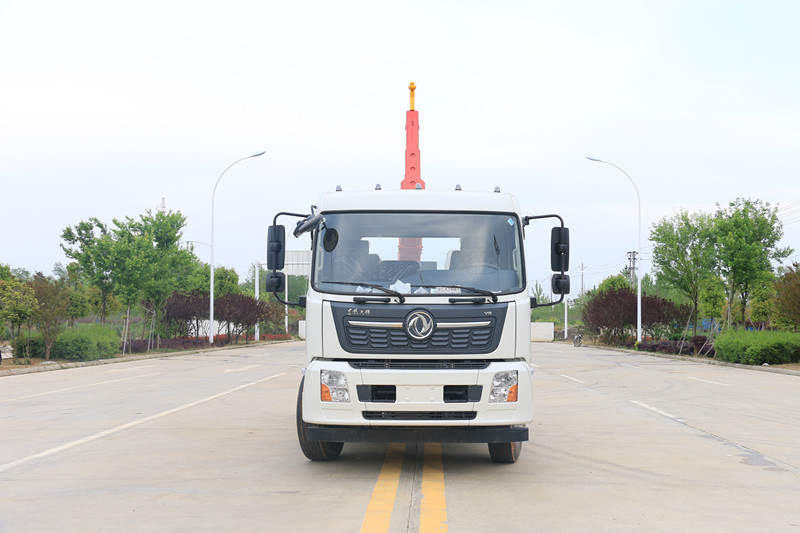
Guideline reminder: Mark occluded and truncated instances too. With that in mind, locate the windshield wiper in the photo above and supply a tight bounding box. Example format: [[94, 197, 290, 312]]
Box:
[[319, 280, 406, 303], [412, 284, 498, 303]]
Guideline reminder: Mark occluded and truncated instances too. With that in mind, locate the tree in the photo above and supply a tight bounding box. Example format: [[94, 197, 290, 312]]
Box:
[[12, 268, 32, 282], [749, 272, 777, 329], [713, 198, 793, 327], [67, 288, 91, 326], [0, 278, 39, 361], [641, 293, 692, 341], [164, 290, 209, 338], [61, 218, 115, 323], [212, 266, 240, 298], [0, 263, 13, 281], [109, 217, 150, 353], [216, 293, 274, 343], [650, 210, 716, 336], [30, 273, 71, 360], [583, 287, 635, 342], [529, 280, 550, 305], [128, 210, 196, 350], [597, 274, 630, 294], [107, 210, 199, 351], [642, 272, 688, 304], [774, 263, 800, 329], [699, 276, 726, 328], [583, 286, 691, 343]]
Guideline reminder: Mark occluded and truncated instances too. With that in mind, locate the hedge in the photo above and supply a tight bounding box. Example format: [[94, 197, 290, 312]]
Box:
[[51, 325, 120, 361], [11, 333, 45, 358], [714, 330, 800, 366]]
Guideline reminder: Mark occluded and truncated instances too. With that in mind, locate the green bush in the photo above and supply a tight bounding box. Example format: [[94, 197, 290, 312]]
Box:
[[715, 330, 800, 365], [714, 331, 748, 363], [52, 325, 120, 361], [11, 333, 45, 358], [89, 325, 120, 357]]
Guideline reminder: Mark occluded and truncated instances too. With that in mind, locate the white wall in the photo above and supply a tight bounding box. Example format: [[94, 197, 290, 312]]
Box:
[[531, 322, 554, 342]]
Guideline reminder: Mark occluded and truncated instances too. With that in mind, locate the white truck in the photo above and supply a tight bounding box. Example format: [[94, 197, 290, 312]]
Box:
[[266, 186, 569, 463]]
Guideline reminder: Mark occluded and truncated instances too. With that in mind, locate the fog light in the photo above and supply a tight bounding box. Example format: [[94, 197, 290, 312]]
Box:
[[320, 370, 350, 403], [489, 370, 518, 403]]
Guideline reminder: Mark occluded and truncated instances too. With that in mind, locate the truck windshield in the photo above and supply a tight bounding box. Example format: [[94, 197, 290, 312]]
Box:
[[312, 212, 524, 296]]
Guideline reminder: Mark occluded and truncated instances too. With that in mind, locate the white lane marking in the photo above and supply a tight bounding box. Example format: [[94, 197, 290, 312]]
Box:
[[559, 374, 584, 384], [223, 364, 260, 373], [629, 400, 679, 421], [1, 373, 162, 402], [620, 363, 640, 369], [688, 377, 731, 386], [0, 372, 287, 474], [106, 365, 156, 373], [530, 363, 539, 368]]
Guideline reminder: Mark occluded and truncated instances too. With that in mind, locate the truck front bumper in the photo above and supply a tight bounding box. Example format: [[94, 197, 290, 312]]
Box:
[[301, 358, 534, 441], [306, 424, 528, 443]]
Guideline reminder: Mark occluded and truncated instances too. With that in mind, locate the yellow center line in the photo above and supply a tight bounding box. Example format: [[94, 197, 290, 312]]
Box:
[[360, 443, 406, 533], [420, 442, 448, 532]]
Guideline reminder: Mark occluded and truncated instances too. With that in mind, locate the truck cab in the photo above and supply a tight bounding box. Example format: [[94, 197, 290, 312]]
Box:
[[268, 187, 569, 463]]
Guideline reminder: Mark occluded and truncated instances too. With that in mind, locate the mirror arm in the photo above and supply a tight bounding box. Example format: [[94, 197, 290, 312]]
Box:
[[272, 291, 306, 309], [531, 293, 565, 309], [524, 214, 564, 228], [273, 211, 309, 226]]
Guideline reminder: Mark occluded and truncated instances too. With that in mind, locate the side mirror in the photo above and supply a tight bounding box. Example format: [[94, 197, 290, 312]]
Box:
[[293, 214, 323, 238], [267, 225, 285, 270], [266, 272, 286, 293], [551, 274, 570, 295], [550, 227, 570, 272]]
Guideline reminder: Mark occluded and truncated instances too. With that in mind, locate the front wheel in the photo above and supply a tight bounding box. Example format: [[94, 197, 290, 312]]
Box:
[[488, 441, 522, 463], [296, 377, 344, 461]]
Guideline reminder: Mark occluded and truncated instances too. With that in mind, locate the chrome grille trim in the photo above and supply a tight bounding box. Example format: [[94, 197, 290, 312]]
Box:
[[436, 321, 491, 328], [349, 321, 404, 328]]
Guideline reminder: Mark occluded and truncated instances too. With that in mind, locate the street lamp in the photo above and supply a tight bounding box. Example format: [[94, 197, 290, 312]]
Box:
[[209, 150, 266, 343], [586, 156, 642, 342]]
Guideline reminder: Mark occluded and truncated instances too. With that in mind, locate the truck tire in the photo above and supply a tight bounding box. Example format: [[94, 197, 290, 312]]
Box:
[[488, 441, 522, 463], [296, 377, 344, 461]]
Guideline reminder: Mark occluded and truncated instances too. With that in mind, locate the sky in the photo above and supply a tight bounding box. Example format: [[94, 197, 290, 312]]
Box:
[[2, 0, 798, 295]]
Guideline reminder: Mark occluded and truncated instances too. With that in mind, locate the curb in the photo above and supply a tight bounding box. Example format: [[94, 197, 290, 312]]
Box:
[[559, 341, 800, 377], [0, 340, 301, 378]]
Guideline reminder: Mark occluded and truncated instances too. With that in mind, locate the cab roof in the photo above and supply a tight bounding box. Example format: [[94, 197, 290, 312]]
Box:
[[315, 188, 522, 215]]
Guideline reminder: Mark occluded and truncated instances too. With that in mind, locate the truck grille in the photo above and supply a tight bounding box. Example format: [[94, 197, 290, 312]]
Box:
[[363, 411, 477, 421], [345, 324, 494, 352], [332, 302, 507, 355]]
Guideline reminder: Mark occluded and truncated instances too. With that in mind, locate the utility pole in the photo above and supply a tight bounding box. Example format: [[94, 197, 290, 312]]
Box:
[[627, 251, 638, 286], [577, 262, 587, 294]]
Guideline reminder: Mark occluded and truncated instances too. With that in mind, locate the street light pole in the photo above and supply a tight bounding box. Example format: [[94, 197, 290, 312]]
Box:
[[586, 156, 642, 342], [209, 151, 266, 343]]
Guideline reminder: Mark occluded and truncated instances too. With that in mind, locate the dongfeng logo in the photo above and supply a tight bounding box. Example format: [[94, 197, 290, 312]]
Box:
[[405, 310, 434, 341]]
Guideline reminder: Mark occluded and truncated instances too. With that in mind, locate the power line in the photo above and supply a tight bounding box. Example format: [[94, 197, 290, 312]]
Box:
[[777, 200, 800, 211]]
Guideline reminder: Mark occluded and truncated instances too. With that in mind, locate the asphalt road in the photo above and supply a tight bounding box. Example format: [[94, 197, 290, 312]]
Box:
[[1, 341, 799, 532]]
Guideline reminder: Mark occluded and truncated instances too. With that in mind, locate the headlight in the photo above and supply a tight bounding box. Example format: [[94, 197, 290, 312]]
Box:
[[320, 370, 350, 403], [489, 370, 518, 403]]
